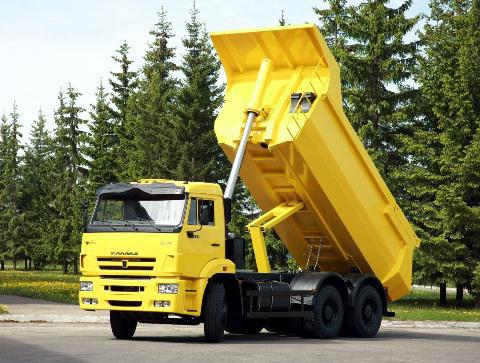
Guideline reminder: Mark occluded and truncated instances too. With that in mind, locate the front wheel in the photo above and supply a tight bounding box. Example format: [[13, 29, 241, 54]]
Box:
[[203, 282, 226, 343], [110, 311, 137, 339]]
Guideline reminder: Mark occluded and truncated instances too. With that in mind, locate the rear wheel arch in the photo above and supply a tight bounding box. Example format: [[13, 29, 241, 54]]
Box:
[[349, 275, 387, 314], [320, 275, 349, 309]]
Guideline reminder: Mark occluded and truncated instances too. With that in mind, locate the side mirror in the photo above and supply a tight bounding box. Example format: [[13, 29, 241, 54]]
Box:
[[200, 204, 211, 225], [82, 200, 89, 231]]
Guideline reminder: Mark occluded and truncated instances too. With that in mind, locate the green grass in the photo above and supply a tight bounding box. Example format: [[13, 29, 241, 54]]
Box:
[[0, 270, 479, 321], [0, 304, 8, 314], [390, 289, 480, 322], [0, 270, 79, 304]]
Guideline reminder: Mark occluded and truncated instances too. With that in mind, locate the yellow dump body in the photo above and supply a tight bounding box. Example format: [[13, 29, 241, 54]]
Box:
[[211, 24, 419, 302]]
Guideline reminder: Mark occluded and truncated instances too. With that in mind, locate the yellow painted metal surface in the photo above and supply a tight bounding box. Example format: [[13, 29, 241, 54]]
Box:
[[247, 202, 304, 273], [79, 179, 234, 316], [212, 24, 420, 302]]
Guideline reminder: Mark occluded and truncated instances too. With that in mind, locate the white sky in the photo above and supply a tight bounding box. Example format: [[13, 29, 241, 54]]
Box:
[[0, 0, 428, 142]]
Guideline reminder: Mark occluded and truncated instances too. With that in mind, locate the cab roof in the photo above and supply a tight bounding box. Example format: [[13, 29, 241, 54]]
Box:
[[96, 180, 223, 197], [137, 179, 223, 196]]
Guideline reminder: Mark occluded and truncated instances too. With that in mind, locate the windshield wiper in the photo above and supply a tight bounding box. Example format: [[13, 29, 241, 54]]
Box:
[[96, 221, 117, 231], [135, 218, 161, 231], [123, 220, 138, 231]]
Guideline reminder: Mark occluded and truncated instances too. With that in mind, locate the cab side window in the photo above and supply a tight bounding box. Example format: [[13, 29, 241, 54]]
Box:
[[199, 200, 215, 226], [188, 198, 198, 225]]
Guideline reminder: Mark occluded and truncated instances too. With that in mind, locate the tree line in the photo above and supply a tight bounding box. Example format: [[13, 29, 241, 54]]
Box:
[[0, 4, 225, 273], [0, 0, 479, 304]]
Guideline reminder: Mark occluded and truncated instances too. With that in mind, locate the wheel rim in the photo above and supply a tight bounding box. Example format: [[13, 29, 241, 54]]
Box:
[[362, 298, 377, 326], [321, 298, 338, 327]]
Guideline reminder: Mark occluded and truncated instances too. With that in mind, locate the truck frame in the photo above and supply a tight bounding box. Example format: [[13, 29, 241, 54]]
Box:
[[79, 24, 419, 342]]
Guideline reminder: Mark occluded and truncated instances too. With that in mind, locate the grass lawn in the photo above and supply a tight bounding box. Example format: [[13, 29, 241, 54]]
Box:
[[389, 288, 480, 322], [0, 270, 479, 321], [0, 304, 8, 314], [0, 270, 79, 304]]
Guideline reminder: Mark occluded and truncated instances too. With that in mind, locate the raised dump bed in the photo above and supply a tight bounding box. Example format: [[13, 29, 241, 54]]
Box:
[[212, 24, 419, 302]]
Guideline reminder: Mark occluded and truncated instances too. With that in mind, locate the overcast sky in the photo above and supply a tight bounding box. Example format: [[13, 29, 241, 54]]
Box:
[[0, 0, 428, 140]]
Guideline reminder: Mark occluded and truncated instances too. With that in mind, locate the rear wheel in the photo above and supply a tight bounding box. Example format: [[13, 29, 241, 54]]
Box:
[[204, 282, 226, 343], [110, 311, 137, 339], [304, 284, 344, 338], [347, 285, 382, 338]]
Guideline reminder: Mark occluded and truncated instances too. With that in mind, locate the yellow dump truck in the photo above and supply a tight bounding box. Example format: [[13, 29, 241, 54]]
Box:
[[79, 24, 419, 342]]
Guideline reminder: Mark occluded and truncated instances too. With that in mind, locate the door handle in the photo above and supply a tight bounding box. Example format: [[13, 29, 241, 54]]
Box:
[[211, 243, 220, 247], [187, 231, 199, 239]]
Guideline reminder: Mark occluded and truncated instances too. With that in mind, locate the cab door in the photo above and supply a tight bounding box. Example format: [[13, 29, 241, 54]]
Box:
[[181, 195, 225, 277]]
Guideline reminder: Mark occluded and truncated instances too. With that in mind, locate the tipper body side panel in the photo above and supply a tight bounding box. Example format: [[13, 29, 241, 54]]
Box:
[[211, 25, 419, 302]]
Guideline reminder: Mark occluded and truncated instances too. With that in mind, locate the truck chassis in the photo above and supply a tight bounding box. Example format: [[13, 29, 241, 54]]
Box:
[[109, 269, 391, 342]]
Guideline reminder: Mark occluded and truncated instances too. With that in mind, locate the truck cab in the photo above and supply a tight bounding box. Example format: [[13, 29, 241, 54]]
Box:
[[79, 180, 235, 320]]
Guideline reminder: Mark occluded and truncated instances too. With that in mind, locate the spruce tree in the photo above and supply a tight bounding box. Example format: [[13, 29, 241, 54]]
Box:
[[87, 81, 117, 200], [314, 0, 348, 61], [0, 104, 25, 270], [279, 10, 287, 26], [125, 7, 178, 180], [22, 110, 54, 268], [109, 41, 138, 181], [412, 0, 480, 303], [316, 0, 420, 188], [174, 2, 225, 182], [0, 115, 9, 270], [51, 85, 87, 273]]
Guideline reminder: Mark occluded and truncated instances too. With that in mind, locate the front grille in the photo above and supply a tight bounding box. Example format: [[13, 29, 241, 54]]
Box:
[[97, 256, 156, 271], [99, 265, 154, 271], [101, 275, 153, 280], [109, 300, 142, 307], [98, 257, 156, 262], [110, 286, 144, 292]]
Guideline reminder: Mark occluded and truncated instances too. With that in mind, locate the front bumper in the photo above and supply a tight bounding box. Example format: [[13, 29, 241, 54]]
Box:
[[79, 276, 195, 316]]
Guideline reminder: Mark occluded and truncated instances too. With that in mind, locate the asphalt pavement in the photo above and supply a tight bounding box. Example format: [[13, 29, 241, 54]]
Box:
[[0, 295, 479, 362]]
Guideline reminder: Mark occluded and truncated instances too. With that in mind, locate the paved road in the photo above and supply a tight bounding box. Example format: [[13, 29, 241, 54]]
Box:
[[0, 295, 107, 316], [0, 322, 479, 363]]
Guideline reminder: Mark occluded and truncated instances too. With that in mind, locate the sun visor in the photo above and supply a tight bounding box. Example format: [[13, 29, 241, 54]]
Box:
[[96, 183, 185, 197]]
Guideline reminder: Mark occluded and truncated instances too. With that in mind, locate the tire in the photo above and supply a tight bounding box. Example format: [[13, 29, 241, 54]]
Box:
[[304, 285, 344, 339], [347, 285, 382, 338], [204, 282, 226, 343], [110, 311, 137, 339]]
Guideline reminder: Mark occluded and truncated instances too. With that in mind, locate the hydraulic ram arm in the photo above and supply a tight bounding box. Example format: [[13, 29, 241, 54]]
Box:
[[223, 58, 273, 208], [247, 202, 304, 273]]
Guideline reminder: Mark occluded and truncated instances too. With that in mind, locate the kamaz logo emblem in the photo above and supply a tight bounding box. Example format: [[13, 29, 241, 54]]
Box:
[[111, 251, 138, 256], [122, 260, 128, 269]]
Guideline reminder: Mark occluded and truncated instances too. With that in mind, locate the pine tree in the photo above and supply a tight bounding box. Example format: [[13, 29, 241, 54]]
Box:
[[0, 114, 9, 270], [51, 85, 87, 273], [0, 104, 25, 270], [316, 0, 420, 189], [314, 0, 348, 61], [126, 7, 178, 180], [174, 2, 225, 182], [87, 81, 117, 200], [279, 10, 287, 26], [412, 0, 480, 303], [109, 41, 138, 181], [22, 110, 54, 268]]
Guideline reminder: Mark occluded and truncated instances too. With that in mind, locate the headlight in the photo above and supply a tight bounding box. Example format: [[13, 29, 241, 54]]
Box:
[[158, 283, 179, 294], [80, 281, 93, 291]]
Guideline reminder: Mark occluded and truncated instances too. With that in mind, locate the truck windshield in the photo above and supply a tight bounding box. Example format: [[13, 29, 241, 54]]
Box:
[[92, 195, 186, 227]]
